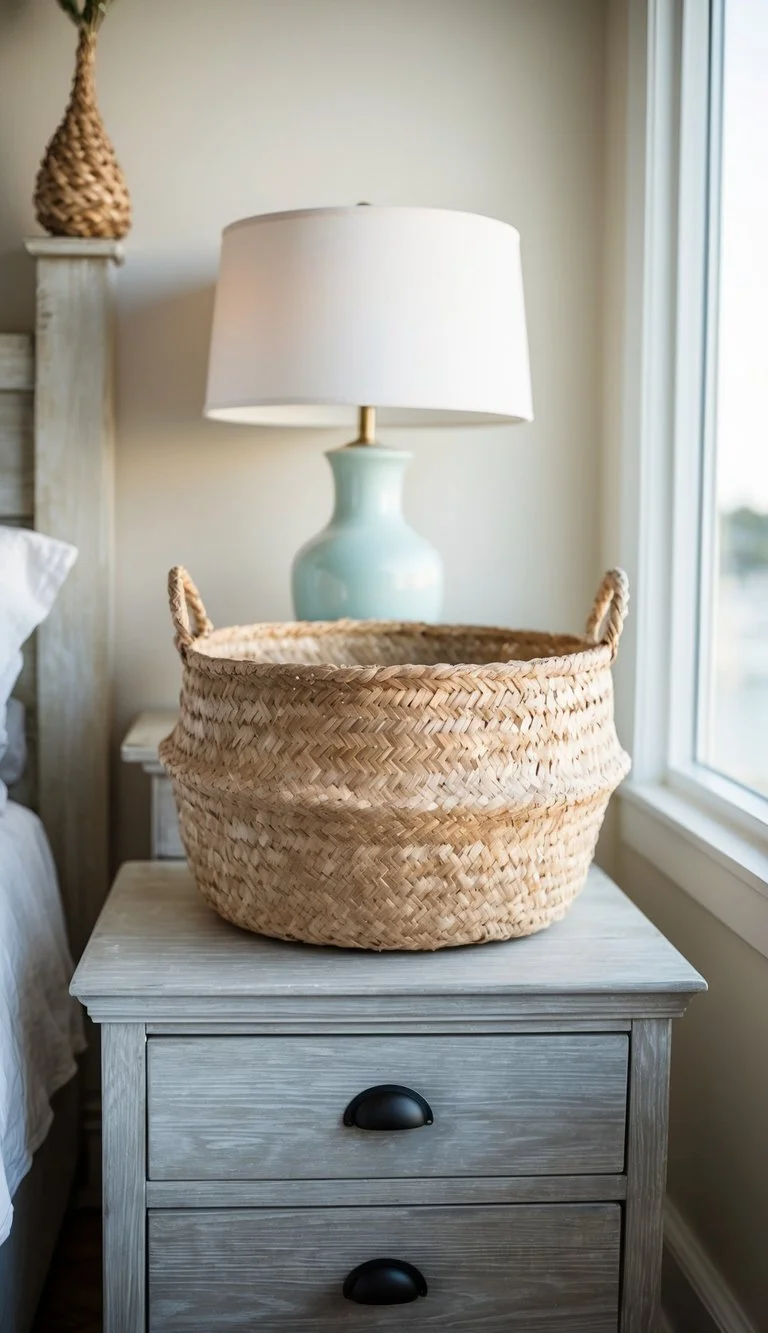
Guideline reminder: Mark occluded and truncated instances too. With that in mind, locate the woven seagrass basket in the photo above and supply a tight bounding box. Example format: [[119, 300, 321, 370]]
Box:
[[160, 566, 630, 951]]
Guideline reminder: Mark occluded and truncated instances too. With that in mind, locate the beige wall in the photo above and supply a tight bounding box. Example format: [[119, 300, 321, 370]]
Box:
[[0, 0, 608, 857], [617, 846, 768, 1328]]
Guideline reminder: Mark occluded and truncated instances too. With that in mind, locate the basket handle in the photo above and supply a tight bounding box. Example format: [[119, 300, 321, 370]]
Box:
[[168, 566, 214, 656], [585, 568, 629, 662]]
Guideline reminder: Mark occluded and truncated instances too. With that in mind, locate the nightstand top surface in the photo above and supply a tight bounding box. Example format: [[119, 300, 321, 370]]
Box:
[[121, 710, 177, 766], [71, 862, 705, 1018]]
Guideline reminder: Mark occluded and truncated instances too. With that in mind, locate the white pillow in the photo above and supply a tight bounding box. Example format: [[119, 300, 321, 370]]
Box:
[[0, 528, 78, 811], [0, 697, 26, 787], [0, 650, 22, 719]]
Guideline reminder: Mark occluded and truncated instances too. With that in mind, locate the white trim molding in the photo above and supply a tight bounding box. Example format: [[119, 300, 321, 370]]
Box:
[[601, 0, 682, 775], [620, 783, 768, 961], [603, 0, 768, 945], [663, 1199, 758, 1333]]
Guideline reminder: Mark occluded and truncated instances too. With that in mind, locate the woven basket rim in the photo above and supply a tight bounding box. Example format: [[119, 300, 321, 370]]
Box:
[[181, 618, 614, 680]]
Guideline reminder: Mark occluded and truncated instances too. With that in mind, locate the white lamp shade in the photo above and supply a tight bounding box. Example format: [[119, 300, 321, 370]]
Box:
[[205, 206, 533, 428]]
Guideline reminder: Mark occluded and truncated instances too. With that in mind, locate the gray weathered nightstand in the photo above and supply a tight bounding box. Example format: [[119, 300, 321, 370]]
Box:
[[71, 860, 704, 1333]]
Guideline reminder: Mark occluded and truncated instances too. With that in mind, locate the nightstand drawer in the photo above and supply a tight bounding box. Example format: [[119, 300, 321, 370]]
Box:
[[147, 1034, 627, 1180], [149, 1203, 621, 1331]]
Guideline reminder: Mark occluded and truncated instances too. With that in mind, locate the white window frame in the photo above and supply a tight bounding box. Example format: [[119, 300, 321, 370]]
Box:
[[668, 0, 768, 841], [608, 0, 768, 957]]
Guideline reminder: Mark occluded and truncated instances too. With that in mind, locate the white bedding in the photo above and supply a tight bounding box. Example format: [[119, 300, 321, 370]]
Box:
[[0, 801, 85, 1246]]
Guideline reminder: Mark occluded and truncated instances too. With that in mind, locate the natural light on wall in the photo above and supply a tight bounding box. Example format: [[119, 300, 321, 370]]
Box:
[[699, 0, 768, 800]]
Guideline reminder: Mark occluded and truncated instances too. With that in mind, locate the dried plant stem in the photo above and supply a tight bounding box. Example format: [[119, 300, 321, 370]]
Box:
[[57, 0, 115, 34]]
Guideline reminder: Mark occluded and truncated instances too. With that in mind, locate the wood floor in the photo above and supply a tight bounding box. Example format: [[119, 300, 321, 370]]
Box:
[[32, 1209, 102, 1333]]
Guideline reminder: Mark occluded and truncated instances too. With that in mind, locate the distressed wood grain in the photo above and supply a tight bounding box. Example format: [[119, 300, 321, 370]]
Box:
[[151, 776, 184, 859], [121, 713, 183, 858], [121, 710, 178, 768], [148, 1204, 621, 1332], [146, 1018, 632, 1034], [71, 863, 706, 1023], [0, 333, 34, 391], [102, 1024, 146, 1333], [146, 1173, 628, 1209], [621, 1019, 672, 1333], [148, 1034, 627, 1181], [81, 993, 688, 1026], [0, 390, 33, 518], [79, 866, 705, 1330], [27, 237, 122, 1189], [26, 237, 121, 960]]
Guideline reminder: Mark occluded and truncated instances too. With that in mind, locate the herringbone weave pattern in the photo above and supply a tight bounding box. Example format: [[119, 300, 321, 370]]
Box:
[[160, 568, 630, 951]]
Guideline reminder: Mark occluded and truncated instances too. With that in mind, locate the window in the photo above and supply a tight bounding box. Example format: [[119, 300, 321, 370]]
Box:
[[614, 0, 768, 956], [695, 0, 768, 805]]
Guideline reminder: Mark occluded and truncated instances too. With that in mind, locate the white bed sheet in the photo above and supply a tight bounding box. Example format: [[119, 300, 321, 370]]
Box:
[[0, 801, 85, 1246]]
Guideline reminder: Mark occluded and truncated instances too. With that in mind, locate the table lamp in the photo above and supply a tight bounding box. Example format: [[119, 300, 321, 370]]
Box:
[[204, 205, 533, 621]]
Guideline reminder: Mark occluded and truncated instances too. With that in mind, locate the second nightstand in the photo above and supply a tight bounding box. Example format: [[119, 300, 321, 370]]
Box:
[[121, 711, 182, 859]]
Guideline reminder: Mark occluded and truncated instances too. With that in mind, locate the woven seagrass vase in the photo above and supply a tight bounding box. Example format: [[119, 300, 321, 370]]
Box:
[[34, 29, 131, 240], [160, 567, 631, 951]]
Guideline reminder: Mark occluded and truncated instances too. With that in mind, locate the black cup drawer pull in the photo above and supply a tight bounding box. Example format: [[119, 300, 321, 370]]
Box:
[[343, 1258, 428, 1305], [343, 1084, 434, 1131]]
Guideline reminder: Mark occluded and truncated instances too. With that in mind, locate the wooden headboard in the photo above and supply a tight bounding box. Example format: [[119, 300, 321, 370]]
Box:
[[0, 238, 122, 961]]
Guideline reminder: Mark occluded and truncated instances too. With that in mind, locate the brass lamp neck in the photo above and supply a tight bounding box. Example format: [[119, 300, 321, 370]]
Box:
[[356, 405, 376, 445]]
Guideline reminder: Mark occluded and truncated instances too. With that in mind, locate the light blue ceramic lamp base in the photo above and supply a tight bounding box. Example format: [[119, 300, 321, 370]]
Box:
[[292, 444, 443, 622]]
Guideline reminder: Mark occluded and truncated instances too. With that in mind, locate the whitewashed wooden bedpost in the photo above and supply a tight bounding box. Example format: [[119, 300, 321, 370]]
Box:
[[25, 238, 123, 1199], [25, 237, 122, 961]]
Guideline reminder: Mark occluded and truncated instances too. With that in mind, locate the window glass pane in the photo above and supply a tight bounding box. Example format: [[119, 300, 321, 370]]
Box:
[[698, 0, 768, 798]]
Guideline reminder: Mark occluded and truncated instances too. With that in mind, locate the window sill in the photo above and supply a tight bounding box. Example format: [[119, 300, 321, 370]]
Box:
[[619, 783, 768, 960]]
